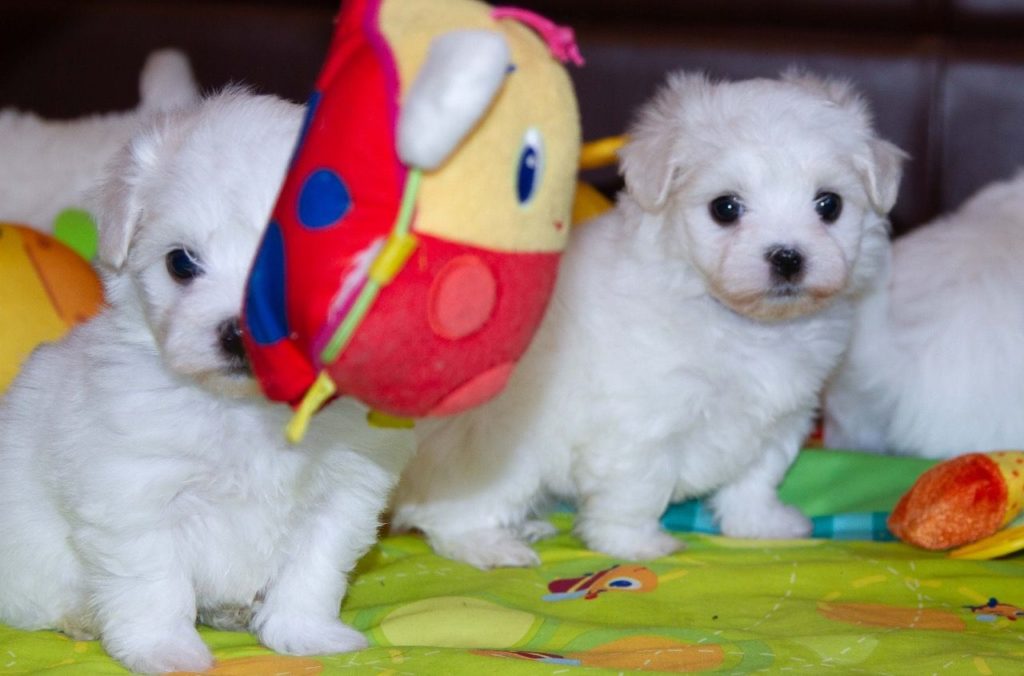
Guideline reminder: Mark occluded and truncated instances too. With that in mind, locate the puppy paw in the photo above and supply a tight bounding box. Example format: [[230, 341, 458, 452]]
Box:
[[719, 502, 812, 539], [578, 522, 684, 561], [430, 528, 540, 569], [198, 603, 253, 632], [57, 613, 99, 642], [257, 612, 368, 656], [107, 625, 213, 674], [517, 519, 558, 543]]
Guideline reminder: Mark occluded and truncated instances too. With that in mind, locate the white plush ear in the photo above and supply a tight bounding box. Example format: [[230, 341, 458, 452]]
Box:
[[397, 30, 510, 170], [859, 138, 907, 214], [620, 71, 706, 211], [94, 123, 166, 269], [138, 48, 200, 113]]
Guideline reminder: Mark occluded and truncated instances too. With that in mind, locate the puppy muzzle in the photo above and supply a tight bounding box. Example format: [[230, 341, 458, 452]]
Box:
[[218, 318, 252, 375]]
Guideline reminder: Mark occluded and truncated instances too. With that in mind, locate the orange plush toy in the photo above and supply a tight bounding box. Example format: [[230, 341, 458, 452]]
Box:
[[0, 217, 103, 393], [888, 451, 1024, 558]]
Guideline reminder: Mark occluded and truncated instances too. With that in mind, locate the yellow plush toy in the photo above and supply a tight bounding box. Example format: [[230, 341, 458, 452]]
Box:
[[0, 215, 103, 392]]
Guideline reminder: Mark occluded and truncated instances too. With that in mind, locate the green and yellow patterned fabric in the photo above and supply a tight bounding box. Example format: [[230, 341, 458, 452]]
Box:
[[2, 450, 1022, 675]]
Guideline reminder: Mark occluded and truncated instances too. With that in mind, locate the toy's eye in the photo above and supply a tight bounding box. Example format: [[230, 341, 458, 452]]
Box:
[[166, 247, 202, 283], [709, 194, 744, 225], [815, 191, 843, 223], [516, 127, 545, 205], [606, 577, 641, 589]]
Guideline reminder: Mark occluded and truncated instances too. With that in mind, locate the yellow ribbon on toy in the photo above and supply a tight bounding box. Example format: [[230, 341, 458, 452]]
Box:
[[578, 135, 626, 170], [571, 135, 626, 225], [285, 371, 338, 444]]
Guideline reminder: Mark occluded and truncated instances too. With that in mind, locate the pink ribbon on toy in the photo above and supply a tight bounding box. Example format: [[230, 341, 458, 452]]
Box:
[[492, 7, 584, 66]]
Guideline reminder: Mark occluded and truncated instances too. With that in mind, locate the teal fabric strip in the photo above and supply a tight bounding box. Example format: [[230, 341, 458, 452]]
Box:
[[558, 449, 936, 542], [660, 501, 897, 541]]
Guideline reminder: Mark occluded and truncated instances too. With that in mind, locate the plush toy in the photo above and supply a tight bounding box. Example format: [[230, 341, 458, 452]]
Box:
[[888, 451, 1024, 559], [0, 215, 103, 393], [242, 0, 582, 440], [572, 135, 623, 224]]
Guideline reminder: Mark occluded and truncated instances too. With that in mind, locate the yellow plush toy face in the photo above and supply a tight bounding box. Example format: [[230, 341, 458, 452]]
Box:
[[0, 223, 104, 392], [382, 0, 580, 253]]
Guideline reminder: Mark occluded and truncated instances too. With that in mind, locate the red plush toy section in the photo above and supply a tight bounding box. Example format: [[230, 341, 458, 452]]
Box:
[[888, 453, 1007, 550]]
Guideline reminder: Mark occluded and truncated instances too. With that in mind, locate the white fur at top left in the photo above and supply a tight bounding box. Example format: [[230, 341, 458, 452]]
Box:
[[0, 89, 415, 673], [0, 49, 198, 231]]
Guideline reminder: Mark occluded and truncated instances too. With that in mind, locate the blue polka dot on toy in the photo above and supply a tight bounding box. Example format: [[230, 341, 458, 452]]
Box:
[[245, 221, 289, 345], [298, 168, 351, 229]]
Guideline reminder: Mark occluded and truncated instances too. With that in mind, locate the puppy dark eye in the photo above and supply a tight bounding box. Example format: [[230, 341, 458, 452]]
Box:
[[814, 192, 843, 223], [166, 248, 202, 283], [709, 195, 744, 225]]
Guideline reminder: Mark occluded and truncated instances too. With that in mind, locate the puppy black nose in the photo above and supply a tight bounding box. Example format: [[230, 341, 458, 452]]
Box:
[[766, 246, 804, 282], [218, 318, 247, 363]]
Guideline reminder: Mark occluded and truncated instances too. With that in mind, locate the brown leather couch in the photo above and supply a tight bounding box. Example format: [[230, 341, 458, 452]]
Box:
[[3, 0, 1023, 235]]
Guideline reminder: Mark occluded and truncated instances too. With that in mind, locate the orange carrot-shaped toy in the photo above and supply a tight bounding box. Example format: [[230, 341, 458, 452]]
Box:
[[888, 451, 1024, 557]]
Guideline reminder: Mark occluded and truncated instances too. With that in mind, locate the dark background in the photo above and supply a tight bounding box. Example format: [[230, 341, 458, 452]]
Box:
[[3, 0, 1024, 236]]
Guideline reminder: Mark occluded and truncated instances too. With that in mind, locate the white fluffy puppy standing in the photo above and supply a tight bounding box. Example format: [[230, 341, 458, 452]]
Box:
[[0, 89, 414, 673], [0, 49, 199, 230], [392, 71, 904, 569], [825, 172, 1024, 458]]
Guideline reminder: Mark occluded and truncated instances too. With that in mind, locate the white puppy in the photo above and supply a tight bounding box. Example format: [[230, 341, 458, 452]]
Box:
[[0, 48, 198, 231], [0, 89, 414, 673], [825, 172, 1024, 458], [392, 72, 904, 569]]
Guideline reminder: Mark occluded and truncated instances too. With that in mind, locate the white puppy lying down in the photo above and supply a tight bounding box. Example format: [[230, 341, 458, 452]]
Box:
[[392, 72, 904, 569], [0, 90, 414, 673], [0, 49, 198, 231], [825, 172, 1024, 459]]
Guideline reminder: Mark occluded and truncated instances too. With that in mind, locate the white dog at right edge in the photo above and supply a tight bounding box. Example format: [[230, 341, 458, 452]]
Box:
[[392, 71, 905, 569], [825, 172, 1024, 458]]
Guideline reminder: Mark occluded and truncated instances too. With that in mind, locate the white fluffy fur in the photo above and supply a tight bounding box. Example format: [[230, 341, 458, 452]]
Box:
[[392, 71, 903, 569], [825, 172, 1024, 458], [0, 90, 414, 673], [0, 49, 198, 231]]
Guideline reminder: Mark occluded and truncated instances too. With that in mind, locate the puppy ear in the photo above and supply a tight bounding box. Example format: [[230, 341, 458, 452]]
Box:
[[98, 50, 196, 269], [619, 123, 679, 212], [94, 123, 167, 270], [858, 138, 907, 214], [782, 69, 908, 214], [139, 49, 200, 113], [619, 71, 705, 211]]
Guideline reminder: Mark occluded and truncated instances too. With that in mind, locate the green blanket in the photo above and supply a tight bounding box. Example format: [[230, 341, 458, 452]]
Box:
[[2, 450, 1022, 675]]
